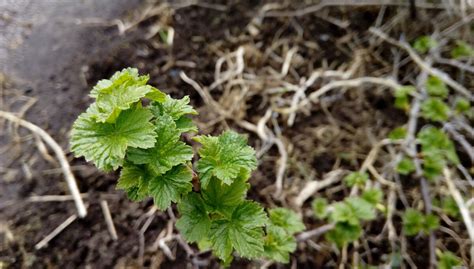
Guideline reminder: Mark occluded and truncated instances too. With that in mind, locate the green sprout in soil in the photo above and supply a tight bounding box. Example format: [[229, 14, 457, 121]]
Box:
[[70, 68, 303, 265]]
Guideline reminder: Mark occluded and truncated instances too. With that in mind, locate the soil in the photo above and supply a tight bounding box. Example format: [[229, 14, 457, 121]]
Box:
[[1, 1, 471, 269]]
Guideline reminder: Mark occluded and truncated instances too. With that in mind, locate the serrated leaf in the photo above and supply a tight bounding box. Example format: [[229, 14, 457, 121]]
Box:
[[117, 163, 151, 201], [330, 196, 376, 226], [127, 115, 193, 175], [413, 36, 437, 54], [421, 98, 450, 122], [424, 214, 440, 232], [422, 153, 445, 180], [441, 197, 460, 218], [361, 188, 383, 205], [312, 198, 329, 219], [418, 127, 459, 169], [175, 116, 198, 133], [426, 76, 448, 98], [388, 126, 407, 140], [394, 86, 415, 111], [326, 222, 362, 247], [438, 251, 462, 269], [209, 201, 267, 261], [176, 193, 212, 243], [88, 68, 164, 123], [402, 208, 425, 236], [397, 157, 416, 175], [345, 197, 376, 221], [263, 225, 297, 264], [268, 208, 305, 234], [151, 95, 197, 120], [149, 165, 193, 210], [331, 202, 357, 225], [454, 97, 471, 113], [344, 171, 369, 187], [90, 68, 148, 98], [71, 106, 156, 171], [202, 175, 249, 217], [451, 40, 474, 59], [195, 131, 257, 188]]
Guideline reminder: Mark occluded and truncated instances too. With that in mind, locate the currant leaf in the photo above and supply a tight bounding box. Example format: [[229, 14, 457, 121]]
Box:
[[127, 115, 193, 175], [195, 131, 257, 188], [71, 106, 156, 171]]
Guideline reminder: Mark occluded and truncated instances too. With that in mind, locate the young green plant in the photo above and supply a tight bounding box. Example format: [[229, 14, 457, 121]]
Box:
[[70, 68, 304, 265]]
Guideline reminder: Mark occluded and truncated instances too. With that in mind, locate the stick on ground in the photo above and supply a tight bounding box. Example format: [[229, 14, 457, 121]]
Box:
[[0, 110, 87, 218]]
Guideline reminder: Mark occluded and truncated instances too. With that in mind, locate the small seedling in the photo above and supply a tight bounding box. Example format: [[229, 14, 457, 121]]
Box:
[[70, 68, 303, 265]]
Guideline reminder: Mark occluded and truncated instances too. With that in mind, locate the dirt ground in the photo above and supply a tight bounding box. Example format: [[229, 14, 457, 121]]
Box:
[[1, 1, 473, 268]]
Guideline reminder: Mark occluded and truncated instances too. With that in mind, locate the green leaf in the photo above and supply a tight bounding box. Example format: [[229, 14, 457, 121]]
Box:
[[331, 202, 358, 225], [361, 188, 383, 205], [402, 208, 424, 236], [195, 131, 257, 188], [151, 95, 197, 120], [402, 209, 439, 236], [149, 165, 193, 210], [424, 214, 440, 232], [330, 197, 375, 227], [438, 251, 462, 269], [388, 126, 407, 140], [421, 98, 450, 122], [127, 115, 193, 175], [268, 208, 305, 234], [345, 197, 376, 221], [426, 76, 448, 98], [89, 68, 164, 123], [413, 36, 437, 54], [326, 222, 362, 247], [71, 106, 156, 171], [344, 171, 369, 187], [209, 201, 267, 262], [454, 97, 471, 114], [263, 225, 297, 264], [176, 193, 212, 243], [175, 116, 198, 133], [422, 153, 445, 180], [201, 175, 249, 217], [312, 198, 329, 219], [441, 197, 460, 218], [90, 68, 149, 98], [117, 162, 152, 201], [418, 127, 459, 165], [145, 88, 166, 102], [394, 86, 415, 111], [397, 157, 416, 175], [450, 40, 474, 59]]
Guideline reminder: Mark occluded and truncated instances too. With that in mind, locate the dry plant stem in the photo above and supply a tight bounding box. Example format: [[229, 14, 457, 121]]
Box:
[[293, 169, 344, 207], [0, 110, 87, 218], [443, 167, 474, 266], [273, 138, 287, 198], [264, 0, 446, 17], [28, 194, 88, 202], [369, 27, 473, 101], [287, 69, 347, 126], [281, 77, 402, 114], [435, 57, 474, 73], [100, 200, 118, 241], [296, 223, 335, 241], [35, 214, 77, 250], [444, 123, 474, 162]]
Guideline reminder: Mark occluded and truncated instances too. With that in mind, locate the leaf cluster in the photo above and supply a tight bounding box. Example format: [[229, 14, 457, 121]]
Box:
[[70, 68, 302, 266], [312, 187, 382, 247], [402, 208, 439, 236]]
